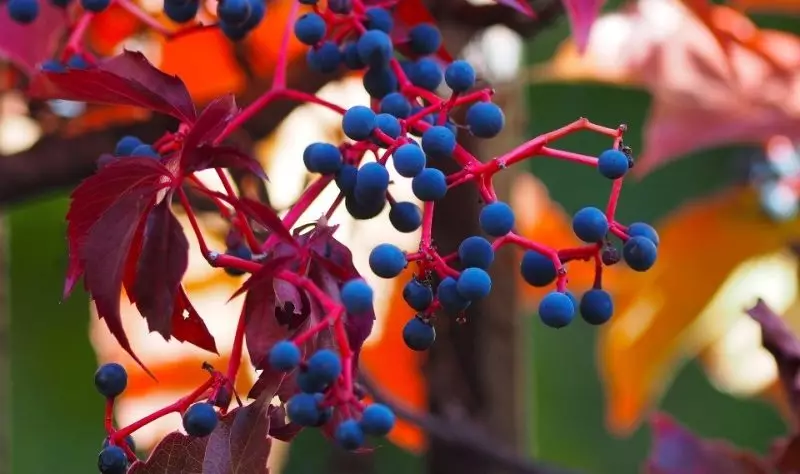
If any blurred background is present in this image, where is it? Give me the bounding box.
[2,0,800,472]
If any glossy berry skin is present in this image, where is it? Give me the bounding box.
[94,363,128,399]
[342,42,365,70]
[130,144,161,159]
[312,393,334,427]
[437,277,470,313]
[66,54,90,69]
[8,0,39,24]
[360,403,395,436]
[97,446,128,474]
[341,279,374,314]
[466,102,505,138]
[409,58,443,91]
[357,30,393,67]
[622,236,657,272]
[627,222,659,247]
[402,279,433,311]
[479,201,515,236]
[408,23,442,55]
[294,13,326,45]
[597,149,629,180]
[579,289,614,325]
[305,142,342,174]
[369,243,407,278]
[571,207,609,243]
[444,60,476,93]
[287,393,322,426]
[393,144,426,178]
[380,92,411,118]
[403,317,436,351]
[538,291,575,328]
[411,168,447,202]
[342,105,376,141]
[297,369,328,394]
[182,403,218,437]
[335,164,358,193]
[114,136,143,156]
[364,7,393,32]
[40,59,66,73]
[336,419,365,451]
[389,201,422,233]
[457,268,492,300]
[223,244,252,276]
[421,126,456,159]
[345,194,386,220]
[268,340,301,371]
[80,0,110,13]
[520,250,557,287]
[307,349,342,384]
[363,65,398,98]
[458,236,494,270]
[217,0,250,26]
[355,162,390,201]
[374,113,401,143]
[307,41,342,73]
[164,0,199,23]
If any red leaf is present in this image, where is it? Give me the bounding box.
[392,0,453,63]
[203,395,272,474]
[494,0,536,17]
[561,0,604,54]
[171,287,218,353]
[128,432,209,473]
[179,95,249,175]
[645,413,770,474]
[0,2,67,76]
[238,198,297,246]
[132,200,189,339]
[193,145,268,180]
[267,404,303,442]
[28,50,197,123]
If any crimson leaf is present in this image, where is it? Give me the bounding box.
[238,198,296,245]
[0,2,66,76]
[28,50,197,123]
[133,200,189,339]
[203,393,272,474]
[127,432,209,474]
[171,287,218,354]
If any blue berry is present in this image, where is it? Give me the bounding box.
[421,126,456,159]
[408,24,441,55]
[299,0,318,3]
[312,393,333,427]
[403,317,436,351]
[403,279,433,311]
[456,267,492,300]
[355,162,390,201]
[458,236,494,269]
[380,92,411,118]
[364,7,393,32]
[49,0,72,7]
[114,136,142,156]
[297,369,328,394]
[374,113,401,144]
[66,54,90,69]
[102,435,135,452]
[307,349,342,384]
[357,30,393,67]
[393,144,426,178]
[627,222,659,247]
[572,207,608,243]
[94,363,127,398]
[363,65,398,98]
[466,102,505,138]
[597,149,629,180]
[287,393,322,426]
[538,291,575,328]
[437,277,470,313]
[345,193,386,219]
[520,250,557,287]
[444,60,476,93]
[182,403,218,437]
[240,0,264,30]
[8,0,39,23]
[412,168,447,201]
[369,243,407,278]
[164,0,199,23]
[328,0,351,14]
[40,59,65,73]
[220,21,248,41]
[479,201,514,236]
[360,403,395,436]
[335,419,365,451]
[580,289,613,325]
[97,446,128,474]
[335,164,358,193]
[217,0,250,25]
[307,41,342,73]
[342,42,365,70]
[223,244,252,276]
[409,57,443,91]
[268,340,301,371]
[342,105,376,141]
[622,236,657,272]
[341,279,373,314]
[131,144,161,159]
[294,12,326,45]
[80,0,109,12]
[389,201,422,233]
[305,142,342,174]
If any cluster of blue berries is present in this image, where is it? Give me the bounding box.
[268,279,396,451]
[6,0,112,24]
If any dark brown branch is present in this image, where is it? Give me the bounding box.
[357,372,583,474]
